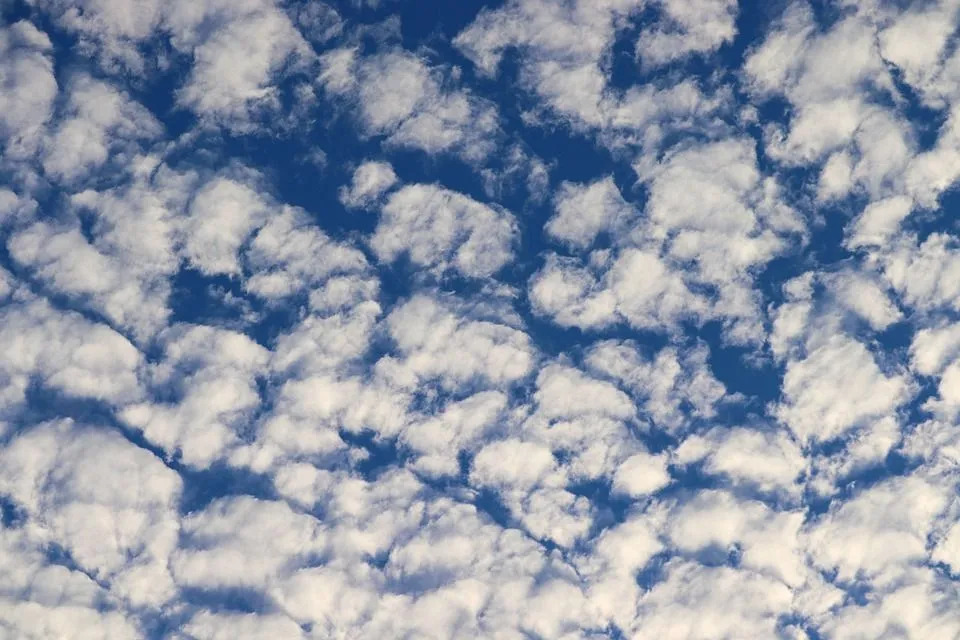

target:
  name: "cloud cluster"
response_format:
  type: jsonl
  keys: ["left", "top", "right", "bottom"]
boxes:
{"left": 3, "top": 1, "right": 960, "bottom": 638}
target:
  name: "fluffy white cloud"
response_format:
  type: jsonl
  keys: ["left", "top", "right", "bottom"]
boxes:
{"left": 807, "top": 476, "right": 948, "bottom": 585}
{"left": 0, "top": 22, "right": 57, "bottom": 146}
{"left": 586, "top": 340, "right": 726, "bottom": 434}
{"left": 171, "top": 495, "right": 325, "bottom": 590}
{"left": 636, "top": 0, "right": 738, "bottom": 68}
{"left": 244, "top": 206, "right": 370, "bottom": 300}
{"left": 339, "top": 160, "right": 398, "bottom": 209}
{"left": 320, "top": 49, "right": 499, "bottom": 160}
{"left": 0, "top": 420, "right": 181, "bottom": 607}
{"left": 37, "top": 0, "right": 312, "bottom": 128}
{"left": 41, "top": 74, "right": 162, "bottom": 184}
{"left": 775, "top": 336, "right": 911, "bottom": 444}
{"left": 0, "top": 296, "right": 143, "bottom": 411}
{"left": 182, "top": 174, "right": 272, "bottom": 276}
{"left": 371, "top": 184, "right": 517, "bottom": 278}
{"left": 5, "top": 1, "right": 960, "bottom": 637}
{"left": 632, "top": 559, "right": 794, "bottom": 639}
{"left": 121, "top": 324, "right": 268, "bottom": 467}
{"left": 544, "top": 176, "right": 634, "bottom": 249}
{"left": 377, "top": 294, "right": 535, "bottom": 391}
{"left": 675, "top": 426, "right": 806, "bottom": 496}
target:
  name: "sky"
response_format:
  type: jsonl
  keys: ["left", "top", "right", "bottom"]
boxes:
{"left": 2, "top": 0, "right": 960, "bottom": 638}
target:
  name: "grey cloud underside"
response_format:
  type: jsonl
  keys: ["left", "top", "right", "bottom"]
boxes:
{"left": 4, "top": 0, "right": 960, "bottom": 638}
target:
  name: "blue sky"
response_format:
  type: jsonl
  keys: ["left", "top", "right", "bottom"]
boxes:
{"left": 2, "top": 0, "right": 960, "bottom": 638}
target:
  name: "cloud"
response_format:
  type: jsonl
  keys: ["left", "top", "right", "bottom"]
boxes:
{"left": 339, "top": 160, "right": 399, "bottom": 209}
{"left": 121, "top": 324, "right": 268, "bottom": 467}
{"left": 371, "top": 184, "right": 518, "bottom": 278}
{"left": 41, "top": 74, "right": 163, "bottom": 184}
{"left": 5, "top": 1, "right": 960, "bottom": 637}
{"left": 37, "top": 0, "right": 312, "bottom": 128}
{"left": 0, "top": 420, "right": 181, "bottom": 607}
{"left": 636, "top": 0, "right": 738, "bottom": 68}
{"left": 320, "top": 49, "right": 500, "bottom": 161}
{"left": 544, "top": 176, "right": 635, "bottom": 249}
{"left": 0, "top": 296, "right": 143, "bottom": 412}
{"left": 0, "top": 22, "right": 57, "bottom": 147}
{"left": 775, "top": 335, "right": 911, "bottom": 444}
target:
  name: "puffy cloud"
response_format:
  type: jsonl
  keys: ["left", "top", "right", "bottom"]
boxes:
{"left": 530, "top": 138, "right": 803, "bottom": 343}
{"left": 636, "top": 0, "right": 738, "bottom": 68}
{"left": 529, "top": 248, "right": 709, "bottom": 332}
{"left": 182, "top": 175, "right": 272, "bottom": 276}
{"left": 544, "top": 176, "right": 635, "bottom": 249}
{"left": 168, "top": 0, "right": 312, "bottom": 127}
{"left": 675, "top": 426, "right": 806, "bottom": 497}
{"left": 775, "top": 336, "right": 911, "bottom": 444}
{"left": 0, "top": 22, "right": 57, "bottom": 145}
{"left": 586, "top": 340, "right": 726, "bottom": 434}
{"left": 377, "top": 294, "right": 535, "bottom": 391}
{"left": 41, "top": 74, "right": 163, "bottom": 184}
{"left": 0, "top": 420, "right": 181, "bottom": 607}
{"left": 244, "top": 206, "right": 370, "bottom": 300}
{"left": 320, "top": 49, "right": 500, "bottom": 160}
{"left": 882, "top": 233, "right": 960, "bottom": 313}
{"left": 371, "top": 184, "right": 517, "bottom": 278}
{"left": 121, "top": 324, "right": 268, "bottom": 467}
{"left": 181, "top": 611, "right": 305, "bottom": 640}
{"left": 470, "top": 438, "right": 593, "bottom": 547}
{"left": 171, "top": 495, "right": 325, "bottom": 590}
{"left": 611, "top": 451, "right": 671, "bottom": 497}
{"left": 806, "top": 476, "right": 948, "bottom": 585}
{"left": 0, "top": 296, "right": 143, "bottom": 412}
{"left": 632, "top": 559, "right": 794, "bottom": 639}
{"left": 5, "top": 0, "right": 960, "bottom": 636}
{"left": 401, "top": 391, "right": 508, "bottom": 478}
{"left": 37, "top": 0, "right": 312, "bottom": 128}
{"left": 339, "top": 160, "right": 398, "bottom": 209}
{"left": 454, "top": 0, "right": 729, "bottom": 148}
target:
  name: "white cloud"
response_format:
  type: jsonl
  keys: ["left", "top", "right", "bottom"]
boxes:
{"left": 911, "top": 323, "right": 960, "bottom": 376}
{"left": 846, "top": 195, "right": 914, "bottom": 249}
{"left": 611, "top": 452, "right": 671, "bottom": 497}
{"left": 41, "top": 74, "right": 162, "bottom": 184}
{"left": 454, "top": 0, "right": 729, "bottom": 148}
{"left": 0, "top": 420, "right": 181, "bottom": 607}
{"left": 182, "top": 611, "right": 305, "bottom": 640}
{"left": 339, "top": 160, "right": 398, "bottom": 209}
{"left": 544, "top": 176, "right": 634, "bottom": 249}
{"left": 675, "top": 427, "right": 806, "bottom": 496}
{"left": 636, "top": 0, "right": 738, "bottom": 68}
{"left": 182, "top": 175, "right": 271, "bottom": 276}
{"left": 401, "top": 391, "right": 508, "bottom": 478}
{"left": 882, "top": 233, "right": 960, "bottom": 313}
{"left": 775, "top": 336, "right": 911, "bottom": 444}
{"left": 0, "top": 296, "right": 143, "bottom": 412}
{"left": 7, "top": 0, "right": 960, "bottom": 636}
{"left": 470, "top": 438, "right": 593, "bottom": 548}
{"left": 807, "top": 476, "right": 948, "bottom": 585}
{"left": 37, "top": 0, "right": 312, "bottom": 128}
{"left": 586, "top": 340, "right": 726, "bottom": 434}
{"left": 169, "top": 0, "right": 311, "bottom": 127}
{"left": 371, "top": 184, "right": 517, "bottom": 278}
{"left": 377, "top": 294, "right": 534, "bottom": 392}
{"left": 667, "top": 489, "right": 806, "bottom": 586}
{"left": 171, "top": 495, "right": 324, "bottom": 590}
{"left": 632, "top": 559, "right": 794, "bottom": 639}
{"left": 244, "top": 206, "right": 370, "bottom": 300}
{"left": 320, "top": 49, "right": 500, "bottom": 161}
{"left": 121, "top": 324, "right": 268, "bottom": 467}
{"left": 0, "top": 22, "right": 57, "bottom": 146}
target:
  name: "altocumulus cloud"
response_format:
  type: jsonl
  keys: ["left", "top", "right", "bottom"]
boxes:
{"left": 5, "top": 0, "right": 960, "bottom": 638}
